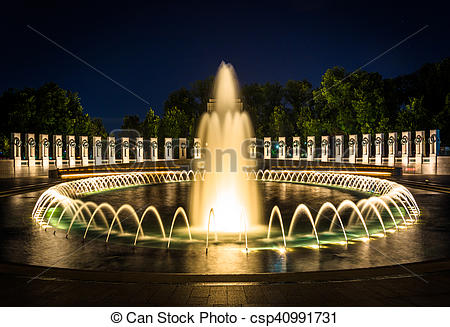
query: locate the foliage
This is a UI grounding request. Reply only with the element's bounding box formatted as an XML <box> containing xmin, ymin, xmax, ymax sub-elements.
<box><xmin>160</xmin><ymin>106</ymin><xmax>188</xmax><ymax>138</ymax></box>
<box><xmin>1</xmin><ymin>57</ymin><xmax>449</xmax><ymax>157</ymax></box>
<box><xmin>396</xmin><ymin>97</ymin><xmax>428</xmax><ymax>132</ymax></box>
<box><xmin>121</xmin><ymin>115</ymin><xmax>142</xmax><ymax>133</ymax></box>
<box><xmin>142</xmin><ymin>108</ymin><xmax>160</xmax><ymax>139</ymax></box>
<box><xmin>0</xmin><ymin>82</ymin><xmax>107</xmax><ymax>155</ymax></box>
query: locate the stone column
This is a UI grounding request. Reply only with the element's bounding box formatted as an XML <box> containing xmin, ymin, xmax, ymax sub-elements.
<box><xmin>429</xmin><ymin>129</ymin><xmax>440</xmax><ymax>164</ymax></box>
<box><xmin>278</xmin><ymin>137</ymin><xmax>286</xmax><ymax>159</ymax></box>
<box><xmin>93</xmin><ymin>136</ymin><xmax>103</xmax><ymax>165</ymax></box>
<box><xmin>39</xmin><ymin>134</ymin><xmax>50</xmax><ymax>168</ymax></box>
<box><xmin>292</xmin><ymin>137</ymin><xmax>300</xmax><ymax>160</ymax></box>
<box><xmin>321</xmin><ymin>136</ymin><xmax>330</xmax><ymax>162</ymax></box>
<box><xmin>165</xmin><ymin>138</ymin><xmax>173</xmax><ymax>160</ymax></box>
<box><xmin>361</xmin><ymin>134</ymin><xmax>371</xmax><ymax>164</ymax></box>
<box><xmin>79</xmin><ymin>136</ymin><xmax>89</xmax><ymax>166</ymax></box>
<box><xmin>150</xmin><ymin>138</ymin><xmax>158</xmax><ymax>161</ymax></box>
<box><xmin>387</xmin><ymin>132</ymin><xmax>397</xmax><ymax>166</ymax></box>
<box><xmin>263</xmin><ymin>137</ymin><xmax>271</xmax><ymax>159</ymax></box>
<box><xmin>193</xmin><ymin>138</ymin><xmax>201</xmax><ymax>159</ymax></box>
<box><xmin>335</xmin><ymin>135</ymin><xmax>344</xmax><ymax>163</ymax></box>
<box><xmin>178</xmin><ymin>138</ymin><xmax>187</xmax><ymax>160</ymax></box>
<box><xmin>66</xmin><ymin>135</ymin><xmax>76</xmax><ymax>167</ymax></box>
<box><xmin>348</xmin><ymin>135</ymin><xmax>358</xmax><ymax>164</ymax></box>
<box><xmin>136</xmin><ymin>137</ymin><xmax>144</xmax><ymax>163</ymax></box>
<box><xmin>414</xmin><ymin>131</ymin><xmax>425</xmax><ymax>164</ymax></box>
<box><xmin>121</xmin><ymin>137</ymin><xmax>129</xmax><ymax>164</ymax></box>
<box><xmin>374</xmin><ymin>133</ymin><xmax>384</xmax><ymax>165</ymax></box>
<box><xmin>25</xmin><ymin>133</ymin><xmax>36</xmax><ymax>167</ymax></box>
<box><xmin>53</xmin><ymin>135</ymin><xmax>63</xmax><ymax>168</ymax></box>
<box><xmin>401</xmin><ymin>131</ymin><xmax>411</xmax><ymax>165</ymax></box>
<box><xmin>307</xmin><ymin>136</ymin><xmax>315</xmax><ymax>162</ymax></box>
<box><xmin>107</xmin><ymin>136</ymin><xmax>116</xmax><ymax>165</ymax></box>
<box><xmin>249</xmin><ymin>138</ymin><xmax>257</xmax><ymax>159</ymax></box>
<box><xmin>11</xmin><ymin>133</ymin><xmax>22</xmax><ymax>167</ymax></box>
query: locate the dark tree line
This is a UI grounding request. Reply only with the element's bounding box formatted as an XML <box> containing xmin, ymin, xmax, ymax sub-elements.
<box><xmin>0</xmin><ymin>82</ymin><xmax>107</xmax><ymax>155</ymax></box>
<box><xmin>1</xmin><ymin>57</ymin><xmax>449</xmax><ymax>156</ymax></box>
<box><xmin>124</xmin><ymin>57</ymin><xmax>449</xmax><ymax>147</ymax></box>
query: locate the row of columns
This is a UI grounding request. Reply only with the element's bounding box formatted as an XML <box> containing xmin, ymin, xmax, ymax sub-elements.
<box><xmin>10</xmin><ymin>130</ymin><xmax>440</xmax><ymax>167</ymax></box>
<box><xmin>263</xmin><ymin>129</ymin><xmax>439</xmax><ymax>164</ymax></box>
<box><xmin>11</xmin><ymin>133</ymin><xmax>202</xmax><ymax>168</ymax></box>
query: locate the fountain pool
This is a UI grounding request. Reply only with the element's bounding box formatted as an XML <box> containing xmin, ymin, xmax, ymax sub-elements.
<box><xmin>18</xmin><ymin>62</ymin><xmax>441</xmax><ymax>274</ymax></box>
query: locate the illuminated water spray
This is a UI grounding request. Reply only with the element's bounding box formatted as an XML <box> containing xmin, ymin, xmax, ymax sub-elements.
<box><xmin>189</xmin><ymin>62</ymin><xmax>261</xmax><ymax>232</ymax></box>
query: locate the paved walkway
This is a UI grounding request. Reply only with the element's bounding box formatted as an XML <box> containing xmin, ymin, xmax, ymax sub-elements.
<box><xmin>1</xmin><ymin>260</ymin><xmax>449</xmax><ymax>306</ymax></box>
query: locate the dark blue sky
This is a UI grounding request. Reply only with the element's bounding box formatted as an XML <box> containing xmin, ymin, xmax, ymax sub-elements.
<box><xmin>1</xmin><ymin>0</ymin><xmax>449</xmax><ymax>131</ymax></box>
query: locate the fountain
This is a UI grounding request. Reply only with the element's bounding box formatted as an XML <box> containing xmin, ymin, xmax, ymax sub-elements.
<box><xmin>30</xmin><ymin>63</ymin><xmax>421</xmax><ymax>258</ymax></box>
<box><xmin>190</xmin><ymin>62</ymin><xmax>260</xmax><ymax>233</ymax></box>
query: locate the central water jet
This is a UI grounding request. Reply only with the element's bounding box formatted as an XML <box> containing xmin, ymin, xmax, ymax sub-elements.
<box><xmin>189</xmin><ymin>62</ymin><xmax>261</xmax><ymax>232</ymax></box>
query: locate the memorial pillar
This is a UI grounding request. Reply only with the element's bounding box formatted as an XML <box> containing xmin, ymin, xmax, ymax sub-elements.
<box><xmin>307</xmin><ymin>136</ymin><xmax>315</xmax><ymax>162</ymax></box>
<box><xmin>39</xmin><ymin>134</ymin><xmax>50</xmax><ymax>168</ymax></box>
<box><xmin>374</xmin><ymin>133</ymin><xmax>384</xmax><ymax>165</ymax></box>
<box><xmin>25</xmin><ymin>133</ymin><xmax>36</xmax><ymax>167</ymax></box>
<box><xmin>335</xmin><ymin>135</ymin><xmax>344</xmax><ymax>163</ymax></box>
<box><xmin>263</xmin><ymin>137</ymin><xmax>271</xmax><ymax>159</ymax></box>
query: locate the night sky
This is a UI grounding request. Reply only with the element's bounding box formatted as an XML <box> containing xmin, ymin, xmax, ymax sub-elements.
<box><xmin>1</xmin><ymin>0</ymin><xmax>449</xmax><ymax>131</ymax></box>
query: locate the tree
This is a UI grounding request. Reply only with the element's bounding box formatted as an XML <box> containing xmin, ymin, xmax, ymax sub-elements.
<box><xmin>268</xmin><ymin>106</ymin><xmax>292</xmax><ymax>138</ymax></box>
<box><xmin>142</xmin><ymin>108</ymin><xmax>160</xmax><ymax>139</ymax></box>
<box><xmin>164</xmin><ymin>88</ymin><xmax>197</xmax><ymax>118</ymax></box>
<box><xmin>161</xmin><ymin>106</ymin><xmax>188</xmax><ymax>138</ymax></box>
<box><xmin>89</xmin><ymin>118</ymin><xmax>107</xmax><ymax>138</ymax></box>
<box><xmin>396</xmin><ymin>97</ymin><xmax>428</xmax><ymax>131</ymax></box>
<box><xmin>0</xmin><ymin>82</ymin><xmax>106</xmax><ymax>155</ymax></box>
<box><xmin>315</xmin><ymin>67</ymin><xmax>355</xmax><ymax>135</ymax></box>
<box><xmin>241</xmin><ymin>83</ymin><xmax>266</xmax><ymax>137</ymax></box>
<box><xmin>433</xmin><ymin>93</ymin><xmax>450</xmax><ymax>144</ymax></box>
<box><xmin>285</xmin><ymin>79</ymin><xmax>312</xmax><ymax>110</ymax></box>
<box><xmin>122</xmin><ymin>115</ymin><xmax>142</xmax><ymax>133</ymax></box>
<box><xmin>352</xmin><ymin>72</ymin><xmax>389</xmax><ymax>133</ymax></box>
<box><xmin>285</xmin><ymin>80</ymin><xmax>313</xmax><ymax>139</ymax></box>
<box><xmin>191</xmin><ymin>76</ymin><xmax>214</xmax><ymax>117</ymax></box>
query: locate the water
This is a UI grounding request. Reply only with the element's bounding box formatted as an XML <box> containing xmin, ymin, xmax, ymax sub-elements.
<box><xmin>2</xmin><ymin>182</ymin><xmax>450</xmax><ymax>273</ymax></box>
<box><xmin>190</xmin><ymin>62</ymin><xmax>261</xmax><ymax>231</ymax></box>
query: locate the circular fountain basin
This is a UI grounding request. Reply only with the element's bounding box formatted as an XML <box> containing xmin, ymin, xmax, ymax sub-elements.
<box><xmin>0</xmin><ymin>170</ymin><xmax>446</xmax><ymax>274</ymax></box>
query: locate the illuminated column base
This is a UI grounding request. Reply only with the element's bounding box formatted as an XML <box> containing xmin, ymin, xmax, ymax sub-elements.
<box><xmin>429</xmin><ymin>129</ymin><xmax>439</xmax><ymax>165</ymax></box>
<box><xmin>292</xmin><ymin>137</ymin><xmax>300</xmax><ymax>160</ymax></box>
<box><xmin>375</xmin><ymin>133</ymin><xmax>384</xmax><ymax>165</ymax></box>
<box><xmin>348</xmin><ymin>135</ymin><xmax>358</xmax><ymax>164</ymax></box>
<box><xmin>307</xmin><ymin>136</ymin><xmax>315</xmax><ymax>162</ymax></box>
<box><xmin>335</xmin><ymin>135</ymin><xmax>343</xmax><ymax>163</ymax></box>
<box><xmin>80</xmin><ymin>136</ymin><xmax>89</xmax><ymax>166</ymax></box>
<box><xmin>401</xmin><ymin>131</ymin><xmax>411</xmax><ymax>165</ymax></box>
<box><xmin>263</xmin><ymin>137</ymin><xmax>271</xmax><ymax>159</ymax></box>
<box><xmin>249</xmin><ymin>137</ymin><xmax>257</xmax><ymax>159</ymax></box>
<box><xmin>121</xmin><ymin>137</ymin><xmax>130</xmax><ymax>164</ymax></box>
<box><xmin>150</xmin><ymin>138</ymin><xmax>158</xmax><ymax>161</ymax></box>
<box><xmin>93</xmin><ymin>137</ymin><xmax>103</xmax><ymax>165</ymax></box>
<box><xmin>278</xmin><ymin>137</ymin><xmax>286</xmax><ymax>159</ymax></box>
<box><xmin>321</xmin><ymin>136</ymin><xmax>329</xmax><ymax>162</ymax></box>
<box><xmin>25</xmin><ymin>133</ymin><xmax>36</xmax><ymax>167</ymax></box>
<box><xmin>53</xmin><ymin>135</ymin><xmax>63</xmax><ymax>168</ymax></box>
<box><xmin>414</xmin><ymin>131</ymin><xmax>425</xmax><ymax>164</ymax></box>
<box><xmin>165</xmin><ymin>138</ymin><xmax>173</xmax><ymax>160</ymax></box>
<box><xmin>136</xmin><ymin>137</ymin><xmax>144</xmax><ymax>163</ymax></box>
<box><xmin>178</xmin><ymin>138</ymin><xmax>187</xmax><ymax>160</ymax></box>
<box><xmin>361</xmin><ymin>134</ymin><xmax>371</xmax><ymax>164</ymax></box>
<box><xmin>193</xmin><ymin>138</ymin><xmax>201</xmax><ymax>159</ymax></box>
<box><xmin>107</xmin><ymin>136</ymin><xmax>116</xmax><ymax>165</ymax></box>
<box><xmin>39</xmin><ymin>134</ymin><xmax>50</xmax><ymax>168</ymax></box>
<box><xmin>11</xmin><ymin>133</ymin><xmax>22</xmax><ymax>168</ymax></box>
<box><xmin>388</xmin><ymin>132</ymin><xmax>397</xmax><ymax>166</ymax></box>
